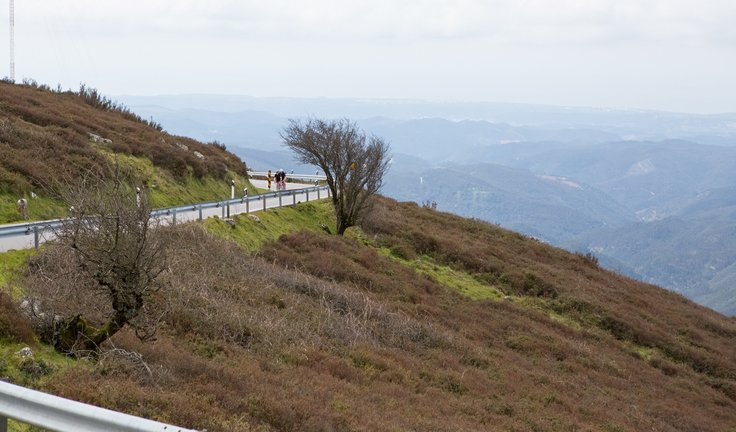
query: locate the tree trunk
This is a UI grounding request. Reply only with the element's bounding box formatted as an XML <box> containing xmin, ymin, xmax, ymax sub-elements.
<box><xmin>55</xmin><ymin>313</ymin><xmax>126</xmax><ymax>353</ymax></box>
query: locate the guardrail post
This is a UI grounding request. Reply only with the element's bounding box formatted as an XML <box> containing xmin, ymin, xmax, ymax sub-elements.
<box><xmin>1</xmin><ymin>414</ymin><xmax>8</xmax><ymax>432</ymax></box>
<box><xmin>263</xmin><ymin>196</ymin><xmax>266</xmax><ymax>211</ymax></box>
<box><xmin>198</xmin><ymin>205</ymin><xmax>203</xmax><ymax>222</ymax></box>
<box><xmin>33</xmin><ymin>226</ymin><xmax>40</xmax><ymax>250</ymax></box>
<box><xmin>278</xmin><ymin>193</ymin><xmax>282</xmax><ymax>207</ymax></box>
<box><xmin>226</xmin><ymin>201</ymin><xmax>231</xmax><ymax>218</ymax></box>
<box><xmin>246</xmin><ymin>198</ymin><xmax>250</xmax><ymax>214</ymax></box>
<box><xmin>222</xmin><ymin>203</ymin><xmax>226</xmax><ymax>219</ymax></box>
<box><xmin>317</xmin><ymin>188</ymin><xmax>320</xmax><ymax>199</ymax></box>
<box><xmin>306</xmin><ymin>190</ymin><xmax>309</xmax><ymax>202</ymax></box>
<box><xmin>292</xmin><ymin>192</ymin><xmax>296</xmax><ymax>205</ymax></box>
<box><xmin>172</xmin><ymin>209</ymin><xmax>177</xmax><ymax>225</ymax></box>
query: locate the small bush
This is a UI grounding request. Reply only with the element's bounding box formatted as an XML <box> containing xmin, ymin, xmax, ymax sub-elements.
<box><xmin>598</xmin><ymin>315</ymin><xmax>636</xmax><ymax>342</ymax></box>
<box><xmin>0</xmin><ymin>292</ymin><xmax>35</xmax><ymax>344</ymax></box>
<box><xmin>522</xmin><ymin>272</ymin><xmax>558</xmax><ymax>298</ymax></box>
<box><xmin>19</xmin><ymin>357</ymin><xmax>54</xmax><ymax>380</ymax></box>
<box><xmin>575</xmin><ymin>251</ymin><xmax>599</xmax><ymax>267</ymax></box>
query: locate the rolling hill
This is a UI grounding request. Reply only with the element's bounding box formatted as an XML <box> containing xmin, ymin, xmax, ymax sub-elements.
<box><xmin>2</xmin><ymin>86</ymin><xmax>736</xmax><ymax>430</ymax></box>
<box><xmin>490</xmin><ymin>140</ymin><xmax>736</xmax><ymax>217</ymax></box>
<box><xmin>2</xmin><ymin>198</ymin><xmax>736</xmax><ymax>431</ymax></box>
<box><xmin>566</xmin><ymin>187</ymin><xmax>736</xmax><ymax>314</ymax></box>
<box><xmin>110</xmin><ymin>99</ymin><xmax>736</xmax><ymax>314</ymax></box>
<box><xmin>383</xmin><ymin>161</ymin><xmax>636</xmax><ymax>243</ymax></box>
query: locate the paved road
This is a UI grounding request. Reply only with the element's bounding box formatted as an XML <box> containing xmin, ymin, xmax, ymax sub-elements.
<box><xmin>0</xmin><ymin>181</ymin><xmax>329</xmax><ymax>253</ymax></box>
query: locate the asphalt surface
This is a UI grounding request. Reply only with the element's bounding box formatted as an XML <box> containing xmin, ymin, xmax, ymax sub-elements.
<box><xmin>0</xmin><ymin>181</ymin><xmax>327</xmax><ymax>253</ymax></box>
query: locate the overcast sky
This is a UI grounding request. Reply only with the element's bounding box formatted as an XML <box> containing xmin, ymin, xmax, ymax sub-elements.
<box><xmin>2</xmin><ymin>0</ymin><xmax>735</xmax><ymax>113</ymax></box>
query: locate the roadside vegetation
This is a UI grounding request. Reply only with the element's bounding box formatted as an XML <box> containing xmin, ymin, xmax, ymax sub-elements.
<box><xmin>1</xmin><ymin>81</ymin><xmax>736</xmax><ymax>431</ymax></box>
<box><xmin>0</xmin><ymin>80</ymin><xmax>250</xmax><ymax>223</ymax></box>
<box><xmin>2</xmin><ymin>196</ymin><xmax>736</xmax><ymax>431</ymax></box>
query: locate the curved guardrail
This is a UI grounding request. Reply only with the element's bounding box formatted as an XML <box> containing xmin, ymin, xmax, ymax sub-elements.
<box><xmin>0</xmin><ymin>380</ymin><xmax>198</xmax><ymax>432</ymax></box>
<box><xmin>248</xmin><ymin>171</ymin><xmax>326</xmax><ymax>182</ymax></box>
<box><xmin>0</xmin><ymin>184</ymin><xmax>330</xmax><ymax>251</ymax></box>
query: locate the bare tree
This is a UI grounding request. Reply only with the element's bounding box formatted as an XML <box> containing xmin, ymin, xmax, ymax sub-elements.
<box><xmin>25</xmin><ymin>169</ymin><xmax>169</xmax><ymax>354</ymax></box>
<box><xmin>281</xmin><ymin>118</ymin><xmax>391</xmax><ymax>235</ymax></box>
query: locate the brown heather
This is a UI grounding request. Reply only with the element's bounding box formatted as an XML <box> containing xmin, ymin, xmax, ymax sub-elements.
<box><xmin>3</xmin><ymin>82</ymin><xmax>735</xmax><ymax>430</ymax></box>
<box><xmin>0</xmin><ymin>291</ymin><xmax>34</xmax><ymax>344</ymax></box>
<box><xmin>25</xmin><ymin>197</ymin><xmax>736</xmax><ymax>432</ymax></box>
<box><xmin>0</xmin><ymin>81</ymin><xmax>246</xmax><ymax>194</ymax></box>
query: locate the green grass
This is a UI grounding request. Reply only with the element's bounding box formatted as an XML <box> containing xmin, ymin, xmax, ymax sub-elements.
<box><xmin>337</xmin><ymin>225</ymin><xmax>505</xmax><ymax>301</ymax></box>
<box><xmin>0</xmin><ymin>340</ymin><xmax>83</xmax><ymax>432</ymax></box>
<box><xmin>410</xmin><ymin>255</ymin><xmax>504</xmax><ymax>301</ymax></box>
<box><xmin>374</xmin><ymin>247</ymin><xmax>504</xmax><ymax>301</ymax></box>
<box><xmin>0</xmin><ymin>249</ymin><xmax>35</xmax><ymax>298</ymax></box>
<box><xmin>0</xmin><ymin>341</ymin><xmax>78</xmax><ymax>387</ymax></box>
<box><xmin>7</xmin><ymin>420</ymin><xmax>40</xmax><ymax>432</ymax></box>
<box><xmin>0</xmin><ymin>253</ymin><xmax>90</xmax><ymax>432</ymax></box>
<box><xmin>628</xmin><ymin>342</ymin><xmax>655</xmax><ymax>361</ymax></box>
<box><xmin>0</xmin><ymin>153</ymin><xmax>255</xmax><ymax>224</ymax></box>
<box><xmin>204</xmin><ymin>200</ymin><xmax>336</xmax><ymax>252</ymax></box>
<box><xmin>0</xmin><ymin>195</ymin><xmax>67</xmax><ymax>224</ymax></box>
<box><xmin>103</xmin><ymin>151</ymin><xmax>255</xmax><ymax>209</ymax></box>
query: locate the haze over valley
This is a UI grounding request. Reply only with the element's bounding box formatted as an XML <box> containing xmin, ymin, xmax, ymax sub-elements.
<box><xmin>122</xmin><ymin>95</ymin><xmax>736</xmax><ymax>315</ymax></box>
<box><xmin>4</xmin><ymin>2</ymin><xmax>736</xmax><ymax>429</ymax></box>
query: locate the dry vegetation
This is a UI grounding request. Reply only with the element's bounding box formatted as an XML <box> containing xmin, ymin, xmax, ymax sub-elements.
<box><xmin>0</xmin><ymin>80</ymin><xmax>246</xmax><ymax>197</ymax></box>
<box><xmin>2</xmin><ymin>83</ymin><xmax>735</xmax><ymax>430</ymax></box>
<box><xmin>4</xmin><ymin>197</ymin><xmax>734</xmax><ymax>431</ymax></box>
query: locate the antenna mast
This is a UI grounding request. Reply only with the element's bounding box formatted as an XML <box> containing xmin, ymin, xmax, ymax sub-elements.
<box><xmin>9</xmin><ymin>0</ymin><xmax>15</xmax><ymax>82</ymax></box>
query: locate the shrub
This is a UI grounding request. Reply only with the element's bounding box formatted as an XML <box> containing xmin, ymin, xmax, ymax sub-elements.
<box><xmin>521</xmin><ymin>272</ymin><xmax>559</xmax><ymax>298</ymax></box>
<box><xmin>575</xmin><ymin>251</ymin><xmax>599</xmax><ymax>267</ymax></box>
<box><xmin>0</xmin><ymin>292</ymin><xmax>35</xmax><ymax>344</ymax></box>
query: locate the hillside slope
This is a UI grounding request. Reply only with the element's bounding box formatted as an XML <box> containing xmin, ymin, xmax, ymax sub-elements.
<box><xmin>566</xmin><ymin>188</ymin><xmax>736</xmax><ymax>314</ymax></box>
<box><xmin>0</xmin><ymin>81</ymin><xmax>250</xmax><ymax>223</ymax></box>
<box><xmin>1</xmin><ymin>198</ymin><xmax>735</xmax><ymax>431</ymax></box>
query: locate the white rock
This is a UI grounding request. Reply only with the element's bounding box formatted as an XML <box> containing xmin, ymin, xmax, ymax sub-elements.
<box><xmin>16</xmin><ymin>347</ymin><xmax>33</xmax><ymax>358</ymax></box>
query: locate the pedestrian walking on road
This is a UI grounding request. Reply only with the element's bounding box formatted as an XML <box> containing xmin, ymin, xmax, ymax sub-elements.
<box><xmin>280</xmin><ymin>169</ymin><xmax>287</xmax><ymax>191</ymax></box>
<box><xmin>17</xmin><ymin>198</ymin><xmax>28</xmax><ymax>220</ymax></box>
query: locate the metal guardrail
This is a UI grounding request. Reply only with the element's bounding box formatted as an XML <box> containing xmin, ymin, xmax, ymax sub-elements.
<box><xmin>149</xmin><ymin>184</ymin><xmax>330</xmax><ymax>221</ymax></box>
<box><xmin>248</xmin><ymin>171</ymin><xmax>326</xmax><ymax>182</ymax></box>
<box><xmin>0</xmin><ymin>380</ymin><xmax>198</xmax><ymax>432</ymax></box>
<box><xmin>0</xmin><ymin>184</ymin><xmax>331</xmax><ymax>251</ymax></box>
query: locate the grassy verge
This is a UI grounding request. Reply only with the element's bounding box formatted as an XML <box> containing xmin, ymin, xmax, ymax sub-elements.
<box><xmin>0</xmin><ymin>249</ymin><xmax>35</xmax><ymax>298</ymax></box>
<box><xmin>204</xmin><ymin>200</ymin><xmax>336</xmax><ymax>252</ymax></box>
<box><xmin>0</xmin><ymin>153</ymin><xmax>255</xmax><ymax>224</ymax></box>
<box><xmin>1</xmin><ymin>249</ymin><xmax>84</xmax><ymax>432</ymax></box>
<box><xmin>0</xmin><ymin>195</ymin><xmax>67</xmax><ymax>224</ymax></box>
<box><xmin>102</xmin><ymin>151</ymin><xmax>255</xmax><ymax>209</ymax></box>
<box><xmin>0</xmin><ymin>340</ymin><xmax>84</xmax><ymax>432</ymax></box>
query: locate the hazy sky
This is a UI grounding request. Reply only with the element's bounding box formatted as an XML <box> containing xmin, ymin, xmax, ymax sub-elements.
<box><xmin>2</xmin><ymin>0</ymin><xmax>735</xmax><ymax>113</ymax></box>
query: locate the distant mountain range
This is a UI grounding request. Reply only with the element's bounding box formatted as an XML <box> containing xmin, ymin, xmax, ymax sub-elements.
<box><xmin>6</xmin><ymin>85</ymin><xmax>736</xmax><ymax>431</ymax></box>
<box><xmin>383</xmin><ymin>159</ymin><xmax>636</xmax><ymax>244</ymax></box>
<box><xmin>120</xmin><ymin>95</ymin><xmax>736</xmax><ymax>315</ymax></box>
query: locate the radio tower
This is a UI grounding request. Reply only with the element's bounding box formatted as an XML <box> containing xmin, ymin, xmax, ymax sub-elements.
<box><xmin>9</xmin><ymin>0</ymin><xmax>15</xmax><ymax>82</ymax></box>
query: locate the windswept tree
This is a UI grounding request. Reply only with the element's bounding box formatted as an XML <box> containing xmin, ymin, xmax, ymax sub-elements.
<box><xmin>282</xmin><ymin>118</ymin><xmax>391</xmax><ymax>235</ymax></box>
<box><xmin>25</xmin><ymin>168</ymin><xmax>169</xmax><ymax>354</ymax></box>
